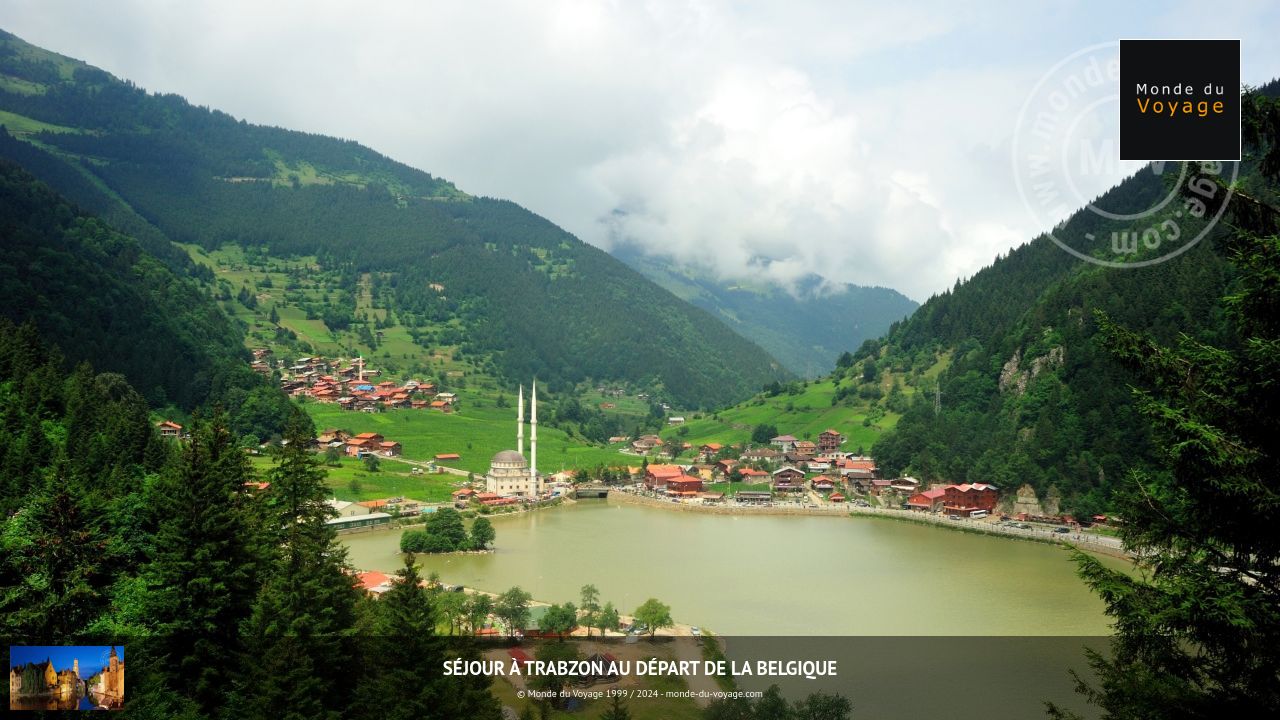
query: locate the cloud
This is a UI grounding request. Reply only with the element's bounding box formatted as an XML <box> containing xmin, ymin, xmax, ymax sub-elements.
<box><xmin>2</xmin><ymin>0</ymin><xmax>1278</xmax><ymax>302</ymax></box>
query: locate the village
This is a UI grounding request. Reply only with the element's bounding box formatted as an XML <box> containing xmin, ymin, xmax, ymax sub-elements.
<box><xmin>254</xmin><ymin>348</ymin><xmax>458</xmax><ymax>413</ymax></box>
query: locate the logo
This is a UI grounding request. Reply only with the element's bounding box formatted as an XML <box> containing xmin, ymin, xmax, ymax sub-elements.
<box><xmin>1013</xmin><ymin>42</ymin><xmax>1238</xmax><ymax>268</ymax></box>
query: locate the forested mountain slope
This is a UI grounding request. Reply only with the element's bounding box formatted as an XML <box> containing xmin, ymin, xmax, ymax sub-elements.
<box><xmin>0</xmin><ymin>29</ymin><xmax>787</xmax><ymax>409</ymax></box>
<box><xmin>615</xmin><ymin>246</ymin><xmax>918</xmax><ymax>378</ymax></box>
<box><xmin>860</xmin><ymin>87</ymin><xmax>1280</xmax><ymax>515</ymax></box>
<box><xmin>690</xmin><ymin>85</ymin><xmax>1280</xmax><ymax>516</ymax></box>
<box><xmin>0</xmin><ymin>161</ymin><xmax>291</xmax><ymax>437</ymax></box>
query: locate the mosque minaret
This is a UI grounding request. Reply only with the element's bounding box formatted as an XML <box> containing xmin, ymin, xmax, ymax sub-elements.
<box><xmin>484</xmin><ymin>382</ymin><xmax>542</xmax><ymax>498</ymax></box>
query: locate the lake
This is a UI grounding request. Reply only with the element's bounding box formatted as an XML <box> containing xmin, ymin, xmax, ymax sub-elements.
<box><xmin>341</xmin><ymin>499</ymin><xmax>1124</xmax><ymax>635</ymax></box>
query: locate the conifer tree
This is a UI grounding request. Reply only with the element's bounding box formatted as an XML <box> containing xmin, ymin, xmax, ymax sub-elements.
<box><xmin>1051</xmin><ymin>91</ymin><xmax>1280</xmax><ymax>719</ymax></box>
<box><xmin>236</xmin><ymin>409</ymin><xmax>358</xmax><ymax>720</ymax></box>
<box><xmin>138</xmin><ymin>411</ymin><xmax>261</xmax><ymax>717</ymax></box>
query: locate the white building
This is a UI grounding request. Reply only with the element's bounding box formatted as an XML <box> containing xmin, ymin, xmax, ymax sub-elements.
<box><xmin>485</xmin><ymin>382</ymin><xmax>542</xmax><ymax>497</ymax></box>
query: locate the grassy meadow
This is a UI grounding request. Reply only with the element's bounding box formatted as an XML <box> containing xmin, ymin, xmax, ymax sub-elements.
<box><xmin>301</xmin><ymin>402</ymin><xmax>638</xmax><ymax>477</ymax></box>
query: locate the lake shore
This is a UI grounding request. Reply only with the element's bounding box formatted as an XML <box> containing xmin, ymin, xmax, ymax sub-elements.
<box><xmin>604</xmin><ymin>487</ymin><xmax>1132</xmax><ymax>559</ymax></box>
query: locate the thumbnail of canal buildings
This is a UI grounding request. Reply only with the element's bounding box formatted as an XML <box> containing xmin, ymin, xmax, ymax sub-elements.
<box><xmin>9</xmin><ymin>645</ymin><xmax>124</xmax><ymax>711</ymax></box>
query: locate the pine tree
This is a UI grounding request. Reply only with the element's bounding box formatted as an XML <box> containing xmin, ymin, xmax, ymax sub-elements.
<box><xmin>236</xmin><ymin>410</ymin><xmax>359</xmax><ymax>720</ymax></box>
<box><xmin>0</xmin><ymin>468</ymin><xmax>115</xmax><ymax>640</ymax></box>
<box><xmin>137</xmin><ymin>411</ymin><xmax>262</xmax><ymax>716</ymax></box>
<box><xmin>351</xmin><ymin>555</ymin><xmax>498</xmax><ymax>720</ymax></box>
<box><xmin>1051</xmin><ymin>92</ymin><xmax>1280</xmax><ymax>719</ymax></box>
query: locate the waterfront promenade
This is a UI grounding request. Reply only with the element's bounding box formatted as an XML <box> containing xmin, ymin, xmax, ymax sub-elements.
<box><xmin>606</xmin><ymin>486</ymin><xmax>1130</xmax><ymax>558</ymax></box>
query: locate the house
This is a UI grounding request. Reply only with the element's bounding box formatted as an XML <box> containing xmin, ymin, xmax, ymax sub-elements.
<box><xmin>785</xmin><ymin>452</ymin><xmax>815</xmax><ymax>466</ymax></box>
<box><xmin>837</xmin><ymin>456</ymin><xmax>877</xmax><ymax>476</ymax></box>
<box><xmin>667</xmin><ymin>416</ymin><xmax>686</xmax><ymax>425</ymax></box>
<box><xmin>890</xmin><ymin>477</ymin><xmax>921</xmax><ymax>493</ymax></box>
<box><xmin>818</xmin><ymin>429</ymin><xmax>844</xmax><ymax>454</ymax></box>
<box><xmin>770</xmin><ymin>434</ymin><xmax>798</xmax><ymax>452</ymax></box>
<box><xmin>869</xmin><ymin>479</ymin><xmax>893</xmax><ymax>495</ymax></box>
<box><xmin>665</xmin><ymin>475</ymin><xmax>704</xmax><ymax>497</ymax></box>
<box><xmin>327</xmin><ymin>512</ymin><xmax>391</xmax><ymax>533</ymax></box>
<box><xmin>631</xmin><ymin>435</ymin><xmax>659</xmax><ymax>453</ymax></box>
<box><xmin>380</xmin><ymin>441</ymin><xmax>402</xmax><ymax>457</ymax></box>
<box><xmin>317</xmin><ymin>428</ymin><xmax>352</xmax><ymax>444</ymax></box>
<box><xmin>355</xmin><ymin>571</ymin><xmax>391</xmax><ymax>595</ymax></box>
<box><xmin>771</xmin><ymin>466</ymin><xmax>806</xmax><ymax>492</ymax></box>
<box><xmin>157</xmin><ymin>420</ymin><xmax>183</xmax><ymax>438</ymax></box>
<box><xmin>793</xmin><ymin>440</ymin><xmax>817</xmax><ymax>455</ymax></box>
<box><xmin>738</xmin><ymin>467</ymin><xmax>770</xmax><ymax>482</ymax></box>
<box><xmin>452</xmin><ymin>488</ymin><xmax>476</xmax><ymax>500</ymax></box>
<box><xmin>353</xmin><ymin>432</ymin><xmax>385</xmax><ymax>445</ymax></box>
<box><xmin>715</xmin><ymin>458</ymin><xmax>739</xmax><ymax>476</ymax></box>
<box><xmin>345</xmin><ymin>438</ymin><xmax>372</xmax><ymax>457</ymax></box>
<box><xmin>942</xmin><ymin>483</ymin><xmax>1000</xmax><ymax>516</ymax></box>
<box><xmin>741</xmin><ymin>447</ymin><xmax>781</xmax><ymax>462</ymax></box>
<box><xmin>699</xmin><ymin>443</ymin><xmax>724</xmax><ymax>461</ymax></box>
<box><xmin>829</xmin><ymin>492</ymin><xmax>846</xmax><ymax>503</ymax></box>
<box><xmin>326</xmin><ymin>499</ymin><xmax>372</xmax><ymax>518</ymax></box>
<box><xmin>811</xmin><ymin>475</ymin><xmax>835</xmax><ymax>492</ymax></box>
<box><xmin>907</xmin><ymin>488</ymin><xmax>947</xmax><ymax>512</ymax></box>
<box><xmin>644</xmin><ymin>464</ymin><xmax>685</xmax><ymax>491</ymax></box>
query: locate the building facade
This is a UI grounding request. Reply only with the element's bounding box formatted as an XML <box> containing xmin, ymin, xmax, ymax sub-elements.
<box><xmin>485</xmin><ymin>383</ymin><xmax>541</xmax><ymax>497</ymax></box>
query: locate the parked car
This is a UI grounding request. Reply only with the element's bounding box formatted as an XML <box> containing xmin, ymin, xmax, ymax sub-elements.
<box><xmin>1054</xmin><ymin>527</ymin><xmax>1071</xmax><ymax>534</ymax></box>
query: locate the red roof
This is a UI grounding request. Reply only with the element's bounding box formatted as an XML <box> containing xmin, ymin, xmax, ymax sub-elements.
<box><xmin>739</xmin><ymin>468</ymin><xmax>768</xmax><ymax>477</ymax></box>
<box><xmin>453</xmin><ymin>488</ymin><xmax>476</xmax><ymax>497</ymax></box>
<box><xmin>645</xmin><ymin>464</ymin><xmax>684</xmax><ymax>478</ymax></box>
<box><xmin>157</xmin><ymin>420</ymin><xmax>182</xmax><ymax>429</ymax></box>
<box><xmin>475</xmin><ymin>492</ymin><xmax>500</xmax><ymax>501</ymax></box>
<box><xmin>830</xmin><ymin>493</ymin><xmax>845</xmax><ymax>501</ymax></box>
<box><xmin>358</xmin><ymin>499</ymin><xmax>389</xmax><ymax>509</ymax></box>
<box><xmin>354</xmin><ymin>432</ymin><xmax>382</xmax><ymax>439</ymax></box>
<box><xmin>435</xmin><ymin>453</ymin><xmax>460</xmax><ymax>460</ymax></box>
<box><xmin>508</xmin><ymin>649</ymin><xmax>532</xmax><ymax>663</ymax></box>
<box><xmin>356</xmin><ymin>571</ymin><xmax>389</xmax><ymax>591</ymax></box>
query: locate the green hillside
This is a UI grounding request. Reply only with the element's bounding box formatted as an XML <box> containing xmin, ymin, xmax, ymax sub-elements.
<box><xmin>616</xmin><ymin>246</ymin><xmax>918</xmax><ymax>378</ymax></box>
<box><xmin>696</xmin><ymin>87</ymin><xmax>1280</xmax><ymax>517</ymax></box>
<box><xmin>0</xmin><ymin>28</ymin><xmax>788</xmax><ymax>410</ymax></box>
<box><xmin>0</xmin><ymin>160</ymin><xmax>290</xmax><ymax>437</ymax></box>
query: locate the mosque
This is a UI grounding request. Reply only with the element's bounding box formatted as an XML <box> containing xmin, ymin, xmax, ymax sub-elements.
<box><xmin>485</xmin><ymin>383</ymin><xmax>542</xmax><ymax>497</ymax></box>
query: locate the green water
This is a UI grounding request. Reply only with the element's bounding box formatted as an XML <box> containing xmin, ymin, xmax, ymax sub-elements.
<box><xmin>341</xmin><ymin>499</ymin><xmax>1124</xmax><ymax>635</ymax></box>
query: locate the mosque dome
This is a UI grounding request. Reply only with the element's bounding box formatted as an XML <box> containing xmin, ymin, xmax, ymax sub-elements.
<box><xmin>491</xmin><ymin>449</ymin><xmax>528</xmax><ymax>466</ymax></box>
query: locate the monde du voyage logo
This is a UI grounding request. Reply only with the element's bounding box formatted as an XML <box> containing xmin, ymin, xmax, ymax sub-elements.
<box><xmin>1120</xmin><ymin>39</ymin><xmax>1241</xmax><ymax>161</ymax></box>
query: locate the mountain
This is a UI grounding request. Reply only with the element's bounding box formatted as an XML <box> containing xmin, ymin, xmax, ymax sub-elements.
<box><xmin>670</xmin><ymin>85</ymin><xmax>1280</xmax><ymax>516</ymax></box>
<box><xmin>0</xmin><ymin>29</ymin><xmax>787</xmax><ymax>410</ymax></box>
<box><xmin>0</xmin><ymin>159</ymin><xmax>292</xmax><ymax>438</ymax></box>
<box><xmin>614</xmin><ymin>245</ymin><xmax>918</xmax><ymax>377</ymax></box>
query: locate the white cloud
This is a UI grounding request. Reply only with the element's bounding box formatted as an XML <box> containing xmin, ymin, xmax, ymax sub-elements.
<box><xmin>1</xmin><ymin>0</ymin><xmax>1278</xmax><ymax>301</ymax></box>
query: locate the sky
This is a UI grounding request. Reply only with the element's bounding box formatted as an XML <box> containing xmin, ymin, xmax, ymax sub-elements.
<box><xmin>10</xmin><ymin>645</ymin><xmax>123</xmax><ymax>678</ymax></box>
<box><xmin>1</xmin><ymin>1</ymin><xmax>1278</xmax><ymax>301</ymax></box>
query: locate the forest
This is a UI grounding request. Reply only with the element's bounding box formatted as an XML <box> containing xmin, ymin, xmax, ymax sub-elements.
<box><xmin>0</xmin><ymin>30</ymin><xmax>787</xmax><ymax>409</ymax></box>
<box><xmin>862</xmin><ymin>84</ymin><xmax>1280</xmax><ymax>516</ymax></box>
<box><xmin>0</xmin><ymin>162</ymin><xmax>291</xmax><ymax>439</ymax></box>
<box><xmin>0</xmin><ymin>322</ymin><xmax>502</xmax><ymax>719</ymax></box>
